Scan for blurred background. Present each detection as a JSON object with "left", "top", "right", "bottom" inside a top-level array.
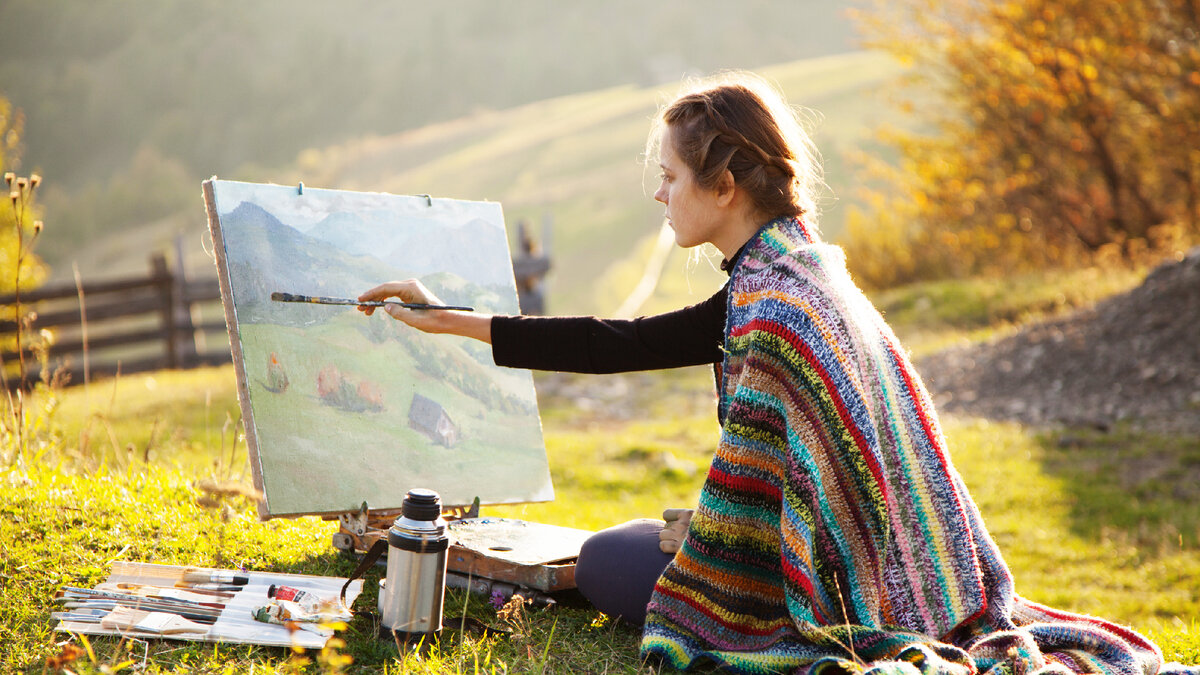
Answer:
[{"left": 0, "top": 0, "right": 887, "bottom": 316}]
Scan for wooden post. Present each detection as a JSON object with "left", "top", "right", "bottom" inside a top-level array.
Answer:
[{"left": 151, "top": 254, "right": 178, "bottom": 369}]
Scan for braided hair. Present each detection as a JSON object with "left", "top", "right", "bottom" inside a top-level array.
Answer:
[{"left": 650, "top": 72, "right": 822, "bottom": 226}]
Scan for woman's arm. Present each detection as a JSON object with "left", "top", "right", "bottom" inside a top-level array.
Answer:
[
  {"left": 359, "top": 279, "right": 728, "bottom": 373},
  {"left": 357, "top": 279, "right": 494, "bottom": 343},
  {"left": 491, "top": 285, "right": 728, "bottom": 373}
]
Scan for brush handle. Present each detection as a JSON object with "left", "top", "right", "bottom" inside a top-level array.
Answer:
[
  {"left": 271, "top": 291, "right": 474, "bottom": 311},
  {"left": 181, "top": 569, "right": 249, "bottom": 586},
  {"left": 105, "top": 582, "right": 234, "bottom": 603}
]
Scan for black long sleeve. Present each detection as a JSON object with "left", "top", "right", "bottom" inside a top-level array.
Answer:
[{"left": 491, "top": 285, "right": 728, "bottom": 373}]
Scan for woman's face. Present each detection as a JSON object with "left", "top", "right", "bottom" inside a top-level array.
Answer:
[{"left": 654, "top": 125, "right": 724, "bottom": 249}]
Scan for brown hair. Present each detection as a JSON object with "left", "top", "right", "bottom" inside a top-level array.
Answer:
[{"left": 650, "top": 72, "right": 822, "bottom": 225}]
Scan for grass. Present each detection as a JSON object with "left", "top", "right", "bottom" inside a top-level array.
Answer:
[
  {"left": 5, "top": 267, "right": 1199, "bottom": 672},
  {"left": 868, "top": 264, "right": 1150, "bottom": 358},
  {"left": 6, "top": 397, "right": 1200, "bottom": 672}
]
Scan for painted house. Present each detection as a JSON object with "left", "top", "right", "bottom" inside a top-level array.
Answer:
[{"left": 408, "top": 393, "right": 459, "bottom": 447}]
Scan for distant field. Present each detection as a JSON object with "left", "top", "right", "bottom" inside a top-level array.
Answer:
[
  {"left": 290, "top": 51, "right": 905, "bottom": 315},
  {"left": 68, "top": 51, "right": 907, "bottom": 317}
]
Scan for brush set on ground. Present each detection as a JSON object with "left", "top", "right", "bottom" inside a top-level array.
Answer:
[{"left": 51, "top": 562, "right": 362, "bottom": 648}]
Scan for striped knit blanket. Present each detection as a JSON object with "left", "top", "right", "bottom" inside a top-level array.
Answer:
[{"left": 640, "top": 217, "right": 1192, "bottom": 675}]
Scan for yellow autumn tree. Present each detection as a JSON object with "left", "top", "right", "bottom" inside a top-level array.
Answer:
[{"left": 845, "top": 0, "right": 1200, "bottom": 288}]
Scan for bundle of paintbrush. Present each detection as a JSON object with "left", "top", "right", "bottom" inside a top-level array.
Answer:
[
  {"left": 53, "top": 606, "right": 212, "bottom": 636},
  {"left": 100, "top": 581, "right": 236, "bottom": 602},
  {"left": 54, "top": 585, "right": 227, "bottom": 627}
]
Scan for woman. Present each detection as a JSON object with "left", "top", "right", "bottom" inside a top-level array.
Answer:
[{"left": 360, "top": 73, "right": 1192, "bottom": 675}]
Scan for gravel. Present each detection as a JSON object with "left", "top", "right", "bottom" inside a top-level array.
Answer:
[{"left": 917, "top": 248, "right": 1200, "bottom": 434}]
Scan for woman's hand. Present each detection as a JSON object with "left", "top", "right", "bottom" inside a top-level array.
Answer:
[
  {"left": 357, "top": 279, "right": 494, "bottom": 343},
  {"left": 659, "top": 507, "right": 694, "bottom": 554}
]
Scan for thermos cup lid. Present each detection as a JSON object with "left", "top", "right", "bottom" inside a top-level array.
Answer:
[
  {"left": 402, "top": 488, "right": 442, "bottom": 522},
  {"left": 390, "top": 488, "right": 449, "bottom": 552}
]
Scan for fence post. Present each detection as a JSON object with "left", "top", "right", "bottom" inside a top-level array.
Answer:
[{"left": 151, "top": 254, "right": 179, "bottom": 369}]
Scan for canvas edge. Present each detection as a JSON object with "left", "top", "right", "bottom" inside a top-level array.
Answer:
[{"left": 202, "top": 178, "right": 273, "bottom": 521}]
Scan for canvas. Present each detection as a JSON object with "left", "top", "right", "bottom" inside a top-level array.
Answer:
[{"left": 203, "top": 179, "right": 553, "bottom": 518}]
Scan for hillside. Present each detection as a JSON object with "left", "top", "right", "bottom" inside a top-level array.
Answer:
[
  {"left": 50, "top": 51, "right": 905, "bottom": 316},
  {"left": 919, "top": 250, "right": 1200, "bottom": 434}
]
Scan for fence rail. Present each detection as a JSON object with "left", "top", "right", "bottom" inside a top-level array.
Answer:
[{"left": 0, "top": 253, "right": 230, "bottom": 389}]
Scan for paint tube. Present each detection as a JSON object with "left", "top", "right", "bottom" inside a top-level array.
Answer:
[
  {"left": 251, "top": 600, "right": 334, "bottom": 635},
  {"left": 267, "top": 584, "right": 322, "bottom": 614}
]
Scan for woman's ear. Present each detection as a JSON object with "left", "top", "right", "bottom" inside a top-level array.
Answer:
[{"left": 714, "top": 169, "right": 737, "bottom": 207}]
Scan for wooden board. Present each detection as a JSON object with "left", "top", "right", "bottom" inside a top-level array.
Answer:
[{"left": 446, "top": 518, "right": 593, "bottom": 592}]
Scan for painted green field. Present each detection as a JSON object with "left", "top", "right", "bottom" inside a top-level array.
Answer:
[{"left": 233, "top": 314, "right": 550, "bottom": 516}]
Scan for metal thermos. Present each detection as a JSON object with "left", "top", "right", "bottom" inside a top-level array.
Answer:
[{"left": 379, "top": 488, "right": 449, "bottom": 637}]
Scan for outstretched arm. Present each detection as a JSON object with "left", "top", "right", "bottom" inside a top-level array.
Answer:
[{"left": 357, "top": 279, "right": 496, "bottom": 344}]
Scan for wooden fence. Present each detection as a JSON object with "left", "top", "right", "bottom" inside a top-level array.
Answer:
[
  {"left": 1, "top": 227, "right": 552, "bottom": 390},
  {"left": 0, "top": 253, "right": 230, "bottom": 390}
]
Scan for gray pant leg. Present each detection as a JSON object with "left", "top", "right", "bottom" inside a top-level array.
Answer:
[{"left": 573, "top": 518, "right": 674, "bottom": 626}]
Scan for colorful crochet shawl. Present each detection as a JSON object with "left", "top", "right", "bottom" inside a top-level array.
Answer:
[{"left": 640, "top": 217, "right": 1191, "bottom": 675}]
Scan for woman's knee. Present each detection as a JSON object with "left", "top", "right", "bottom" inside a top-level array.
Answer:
[{"left": 575, "top": 519, "right": 675, "bottom": 626}]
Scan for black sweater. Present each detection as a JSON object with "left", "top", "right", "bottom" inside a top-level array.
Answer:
[{"left": 490, "top": 285, "right": 728, "bottom": 373}]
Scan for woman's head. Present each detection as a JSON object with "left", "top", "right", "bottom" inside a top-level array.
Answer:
[{"left": 649, "top": 72, "right": 822, "bottom": 227}]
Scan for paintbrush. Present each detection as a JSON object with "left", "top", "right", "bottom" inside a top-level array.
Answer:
[
  {"left": 108, "top": 562, "right": 249, "bottom": 587},
  {"left": 61, "top": 600, "right": 220, "bottom": 624},
  {"left": 179, "top": 567, "right": 249, "bottom": 585},
  {"left": 100, "top": 606, "right": 211, "bottom": 636},
  {"left": 59, "top": 595, "right": 223, "bottom": 619},
  {"left": 102, "top": 582, "right": 235, "bottom": 603},
  {"left": 271, "top": 291, "right": 474, "bottom": 312},
  {"left": 52, "top": 610, "right": 109, "bottom": 624},
  {"left": 175, "top": 582, "right": 244, "bottom": 592},
  {"left": 58, "top": 588, "right": 225, "bottom": 619},
  {"left": 61, "top": 585, "right": 225, "bottom": 608}
]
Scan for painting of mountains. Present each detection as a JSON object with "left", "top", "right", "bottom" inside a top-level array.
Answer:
[{"left": 203, "top": 179, "right": 553, "bottom": 518}]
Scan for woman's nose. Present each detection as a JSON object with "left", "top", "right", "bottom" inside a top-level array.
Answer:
[{"left": 654, "top": 185, "right": 667, "bottom": 204}]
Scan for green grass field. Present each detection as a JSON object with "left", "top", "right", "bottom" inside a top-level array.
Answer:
[{"left": 4, "top": 265, "right": 1198, "bottom": 673}]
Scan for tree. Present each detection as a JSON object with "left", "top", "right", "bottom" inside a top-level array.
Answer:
[{"left": 845, "top": 0, "right": 1200, "bottom": 288}]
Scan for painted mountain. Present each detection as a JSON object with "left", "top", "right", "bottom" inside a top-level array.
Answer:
[{"left": 300, "top": 209, "right": 513, "bottom": 290}]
